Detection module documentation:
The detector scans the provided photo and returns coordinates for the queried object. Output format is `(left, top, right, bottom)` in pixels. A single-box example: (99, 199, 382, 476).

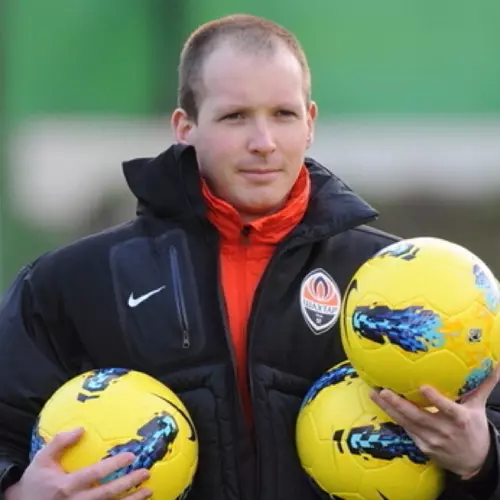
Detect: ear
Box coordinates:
(306, 101, 318, 148)
(171, 108, 196, 144)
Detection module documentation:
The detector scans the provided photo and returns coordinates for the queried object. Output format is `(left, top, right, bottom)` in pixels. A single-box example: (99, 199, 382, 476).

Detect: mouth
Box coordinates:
(240, 168, 281, 175)
(240, 170, 281, 182)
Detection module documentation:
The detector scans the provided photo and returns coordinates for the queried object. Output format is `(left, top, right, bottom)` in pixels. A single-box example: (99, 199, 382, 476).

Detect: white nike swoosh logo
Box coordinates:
(128, 285, 166, 308)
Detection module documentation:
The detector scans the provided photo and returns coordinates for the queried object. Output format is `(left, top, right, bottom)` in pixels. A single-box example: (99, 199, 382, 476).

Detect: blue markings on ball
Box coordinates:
(459, 358, 494, 397)
(100, 411, 179, 484)
(375, 242, 420, 261)
(336, 421, 429, 465)
(29, 419, 46, 461)
(301, 362, 358, 409)
(473, 264, 500, 313)
(352, 305, 444, 353)
(82, 368, 130, 393)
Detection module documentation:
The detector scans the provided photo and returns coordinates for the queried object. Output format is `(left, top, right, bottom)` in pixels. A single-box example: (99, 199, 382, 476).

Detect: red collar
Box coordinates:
(202, 167, 311, 244)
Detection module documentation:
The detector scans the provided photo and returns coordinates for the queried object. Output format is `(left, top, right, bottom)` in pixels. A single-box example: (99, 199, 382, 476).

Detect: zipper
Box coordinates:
(196, 219, 247, 499)
(169, 245, 191, 349)
(247, 215, 377, 496)
(241, 225, 251, 245)
(215, 245, 247, 500)
(194, 220, 247, 499)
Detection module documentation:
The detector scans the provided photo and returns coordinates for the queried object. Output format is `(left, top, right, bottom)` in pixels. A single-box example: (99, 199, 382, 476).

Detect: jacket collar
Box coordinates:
(122, 143, 378, 240)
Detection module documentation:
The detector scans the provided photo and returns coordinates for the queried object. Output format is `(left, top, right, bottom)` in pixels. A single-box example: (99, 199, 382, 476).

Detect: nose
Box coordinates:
(247, 120, 276, 156)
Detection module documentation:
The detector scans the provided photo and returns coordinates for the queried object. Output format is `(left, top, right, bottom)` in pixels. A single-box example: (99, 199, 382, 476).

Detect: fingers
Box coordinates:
(69, 452, 136, 490)
(35, 427, 84, 464)
(85, 468, 151, 500)
(31, 428, 152, 499)
(370, 389, 435, 434)
(122, 488, 153, 500)
(419, 385, 463, 419)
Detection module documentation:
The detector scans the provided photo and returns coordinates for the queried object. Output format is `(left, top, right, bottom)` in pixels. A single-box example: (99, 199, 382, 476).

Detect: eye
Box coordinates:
(276, 110, 297, 118)
(222, 112, 246, 121)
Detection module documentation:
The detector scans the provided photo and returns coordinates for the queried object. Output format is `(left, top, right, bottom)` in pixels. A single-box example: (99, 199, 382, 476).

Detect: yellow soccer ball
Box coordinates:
(296, 361, 444, 500)
(341, 237, 500, 406)
(30, 368, 198, 499)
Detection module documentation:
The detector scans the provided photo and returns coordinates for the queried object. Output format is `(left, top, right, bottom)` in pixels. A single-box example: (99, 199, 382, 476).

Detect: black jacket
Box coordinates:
(0, 144, 499, 499)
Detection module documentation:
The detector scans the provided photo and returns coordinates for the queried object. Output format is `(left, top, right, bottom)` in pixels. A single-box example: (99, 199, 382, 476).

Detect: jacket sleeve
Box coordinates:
(439, 387, 500, 500)
(0, 263, 76, 492)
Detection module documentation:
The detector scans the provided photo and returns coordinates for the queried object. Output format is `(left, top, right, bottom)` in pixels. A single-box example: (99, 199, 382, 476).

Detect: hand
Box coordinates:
(370, 363, 500, 479)
(7, 427, 152, 500)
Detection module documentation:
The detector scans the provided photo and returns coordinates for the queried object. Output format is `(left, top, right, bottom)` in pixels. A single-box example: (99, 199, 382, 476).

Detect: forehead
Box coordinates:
(199, 43, 306, 109)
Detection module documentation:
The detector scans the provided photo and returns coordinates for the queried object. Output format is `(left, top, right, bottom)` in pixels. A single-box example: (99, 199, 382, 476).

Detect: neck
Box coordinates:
(238, 202, 287, 224)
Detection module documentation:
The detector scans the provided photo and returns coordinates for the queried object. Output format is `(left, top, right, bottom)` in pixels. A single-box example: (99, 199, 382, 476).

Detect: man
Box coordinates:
(0, 14, 499, 500)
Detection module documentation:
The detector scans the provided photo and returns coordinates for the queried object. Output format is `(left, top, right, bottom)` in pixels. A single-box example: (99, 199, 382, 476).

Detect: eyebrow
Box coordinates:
(214, 103, 303, 113)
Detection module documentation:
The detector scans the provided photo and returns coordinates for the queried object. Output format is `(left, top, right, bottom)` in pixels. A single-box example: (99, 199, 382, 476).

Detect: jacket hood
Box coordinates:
(122, 143, 378, 239)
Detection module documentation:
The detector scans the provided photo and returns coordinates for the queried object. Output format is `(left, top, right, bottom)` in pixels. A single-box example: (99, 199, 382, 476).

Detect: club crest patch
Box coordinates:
(300, 268, 341, 335)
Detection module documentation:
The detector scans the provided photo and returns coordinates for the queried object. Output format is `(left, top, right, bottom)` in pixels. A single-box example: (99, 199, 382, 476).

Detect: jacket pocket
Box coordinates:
(110, 229, 205, 371)
(170, 245, 191, 350)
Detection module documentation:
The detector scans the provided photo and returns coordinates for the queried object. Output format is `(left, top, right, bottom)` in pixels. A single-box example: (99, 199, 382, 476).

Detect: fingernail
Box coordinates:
(379, 389, 392, 399)
(420, 386, 431, 395)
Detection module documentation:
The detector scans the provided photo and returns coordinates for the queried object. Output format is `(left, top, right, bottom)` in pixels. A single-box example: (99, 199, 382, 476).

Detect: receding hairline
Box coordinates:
(178, 17, 312, 119)
(193, 36, 310, 104)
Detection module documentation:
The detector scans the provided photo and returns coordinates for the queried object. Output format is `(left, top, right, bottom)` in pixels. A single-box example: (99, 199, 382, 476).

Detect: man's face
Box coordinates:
(172, 42, 317, 222)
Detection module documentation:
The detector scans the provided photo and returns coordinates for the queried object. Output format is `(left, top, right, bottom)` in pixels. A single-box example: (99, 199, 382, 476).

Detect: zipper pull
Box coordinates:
(182, 329, 191, 349)
(241, 225, 251, 245)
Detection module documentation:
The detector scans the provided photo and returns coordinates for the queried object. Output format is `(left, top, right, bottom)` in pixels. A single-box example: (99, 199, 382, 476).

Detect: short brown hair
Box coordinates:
(177, 14, 311, 120)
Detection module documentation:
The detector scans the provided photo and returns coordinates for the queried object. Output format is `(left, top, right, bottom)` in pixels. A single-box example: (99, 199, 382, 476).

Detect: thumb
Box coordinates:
(35, 427, 84, 465)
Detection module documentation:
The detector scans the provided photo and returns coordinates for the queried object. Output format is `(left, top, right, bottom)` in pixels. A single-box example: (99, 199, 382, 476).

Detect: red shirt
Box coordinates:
(202, 167, 311, 423)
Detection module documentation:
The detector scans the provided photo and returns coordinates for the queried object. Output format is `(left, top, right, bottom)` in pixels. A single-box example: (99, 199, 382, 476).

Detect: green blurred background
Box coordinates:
(2, 0, 500, 291)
